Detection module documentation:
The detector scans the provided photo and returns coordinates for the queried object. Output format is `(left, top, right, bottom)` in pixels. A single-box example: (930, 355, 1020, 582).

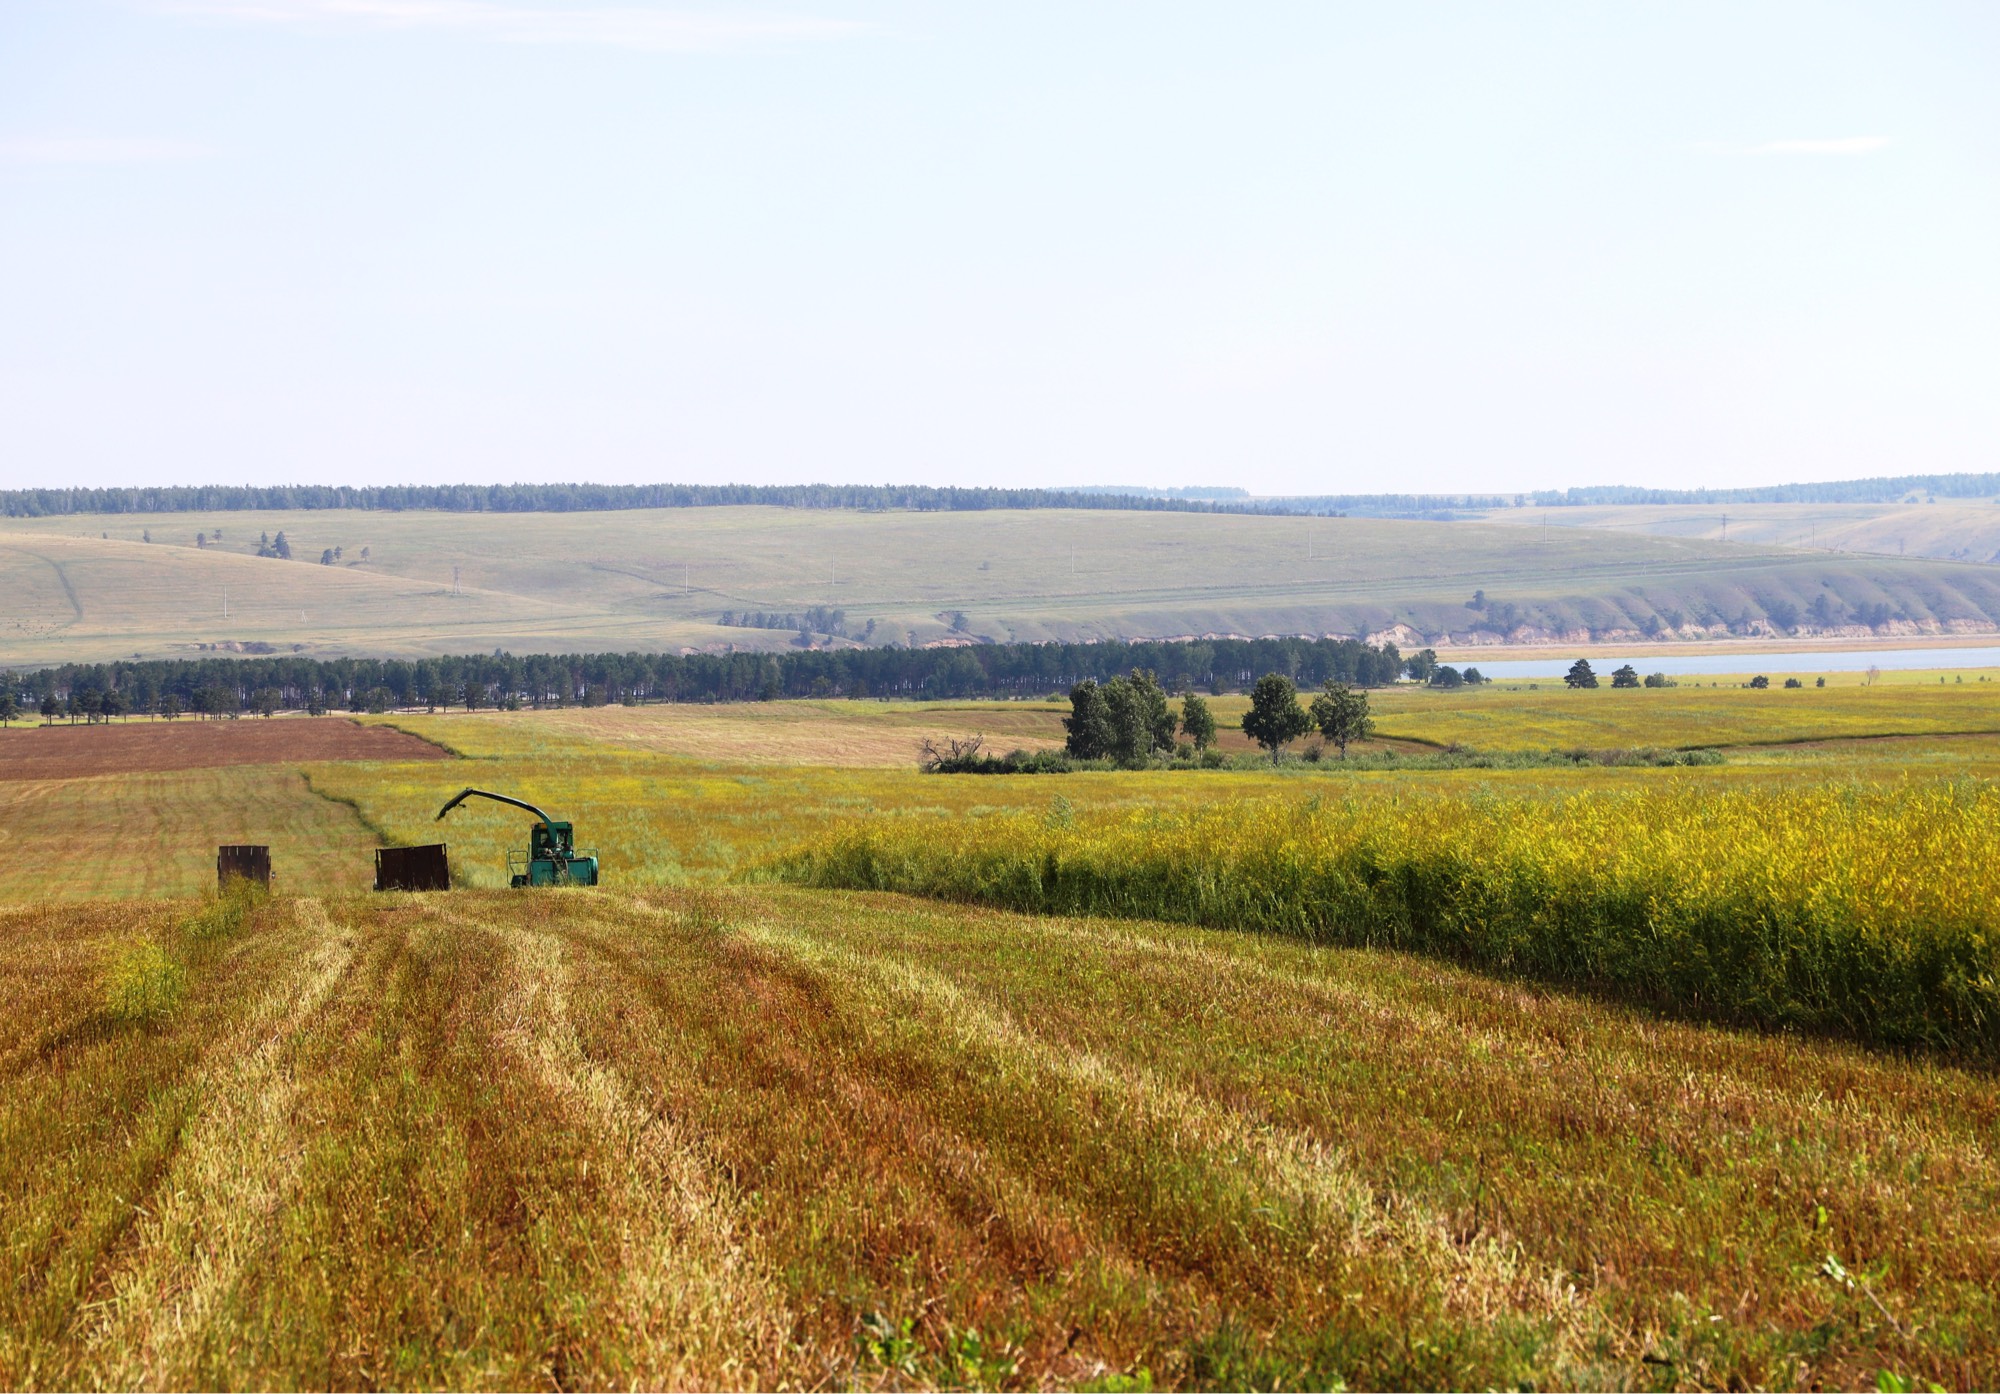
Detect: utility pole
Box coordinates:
(1721, 513, 1727, 543)
(452, 564, 462, 596)
(223, 586, 229, 620)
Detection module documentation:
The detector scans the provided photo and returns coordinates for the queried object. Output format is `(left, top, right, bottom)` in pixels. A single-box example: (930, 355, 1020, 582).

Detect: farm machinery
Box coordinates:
(436, 788, 599, 887)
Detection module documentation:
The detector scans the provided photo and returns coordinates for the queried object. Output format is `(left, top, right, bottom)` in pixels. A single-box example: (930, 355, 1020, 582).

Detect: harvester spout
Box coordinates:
(436, 787, 557, 825)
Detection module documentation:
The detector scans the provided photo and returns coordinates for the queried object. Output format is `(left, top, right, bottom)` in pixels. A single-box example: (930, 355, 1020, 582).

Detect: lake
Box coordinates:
(1463, 643, 2000, 680)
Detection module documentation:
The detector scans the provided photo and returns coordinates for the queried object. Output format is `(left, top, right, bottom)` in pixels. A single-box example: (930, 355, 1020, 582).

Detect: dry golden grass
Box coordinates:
(1, 887, 1995, 1389)
(450, 699, 1069, 766)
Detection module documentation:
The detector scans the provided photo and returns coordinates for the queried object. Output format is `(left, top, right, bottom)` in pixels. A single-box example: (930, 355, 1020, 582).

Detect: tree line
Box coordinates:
(10, 472, 1996, 520)
(1056, 670, 1374, 768)
(1525, 473, 2000, 507)
(0, 483, 1271, 519)
(0, 636, 1406, 722)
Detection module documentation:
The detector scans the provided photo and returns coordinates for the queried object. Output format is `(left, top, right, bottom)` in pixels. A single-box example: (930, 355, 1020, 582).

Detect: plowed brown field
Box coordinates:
(0, 718, 450, 781)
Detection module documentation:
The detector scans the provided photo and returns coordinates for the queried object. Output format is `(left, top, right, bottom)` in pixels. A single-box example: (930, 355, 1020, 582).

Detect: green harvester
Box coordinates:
(436, 788, 599, 887)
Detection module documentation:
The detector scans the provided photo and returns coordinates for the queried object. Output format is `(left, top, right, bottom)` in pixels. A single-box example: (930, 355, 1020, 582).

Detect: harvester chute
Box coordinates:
(436, 787, 599, 887)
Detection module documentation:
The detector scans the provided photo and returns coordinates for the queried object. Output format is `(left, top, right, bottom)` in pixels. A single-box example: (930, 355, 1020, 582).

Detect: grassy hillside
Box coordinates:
(4, 886, 1994, 1389)
(6, 504, 2000, 666)
(1475, 499, 2000, 566)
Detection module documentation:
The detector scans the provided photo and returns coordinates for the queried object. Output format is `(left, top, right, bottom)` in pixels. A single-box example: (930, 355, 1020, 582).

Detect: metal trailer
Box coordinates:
(217, 844, 271, 890)
(375, 843, 451, 892)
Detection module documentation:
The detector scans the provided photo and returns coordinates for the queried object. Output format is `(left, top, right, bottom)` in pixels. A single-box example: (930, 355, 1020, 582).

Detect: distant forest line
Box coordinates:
(1270, 473, 2000, 515)
(1, 637, 1406, 714)
(0, 483, 1263, 518)
(4, 473, 1994, 520)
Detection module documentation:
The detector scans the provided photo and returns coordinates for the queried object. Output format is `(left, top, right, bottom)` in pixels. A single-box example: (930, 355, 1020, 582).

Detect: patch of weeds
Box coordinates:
(1187, 1318, 1316, 1391)
(185, 877, 269, 943)
(1876, 1372, 1947, 1393)
(103, 939, 187, 1023)
(946, 1325, 1021, 1387)
(856, 1311, 921, 1381)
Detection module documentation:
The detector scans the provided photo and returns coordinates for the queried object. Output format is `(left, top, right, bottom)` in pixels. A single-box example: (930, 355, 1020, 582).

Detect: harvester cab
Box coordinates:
(436, 788, 599, 887)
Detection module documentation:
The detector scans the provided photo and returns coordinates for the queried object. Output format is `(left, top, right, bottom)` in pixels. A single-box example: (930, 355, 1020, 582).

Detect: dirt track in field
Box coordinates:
(0, 718, 451, 781)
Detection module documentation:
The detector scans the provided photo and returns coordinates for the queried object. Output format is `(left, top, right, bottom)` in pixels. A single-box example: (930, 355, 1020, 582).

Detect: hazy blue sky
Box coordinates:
(3, 1, 1996, 494)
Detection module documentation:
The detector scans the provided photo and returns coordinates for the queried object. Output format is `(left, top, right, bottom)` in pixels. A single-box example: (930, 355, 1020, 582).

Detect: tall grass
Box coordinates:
(770, 780, 2000, 1058)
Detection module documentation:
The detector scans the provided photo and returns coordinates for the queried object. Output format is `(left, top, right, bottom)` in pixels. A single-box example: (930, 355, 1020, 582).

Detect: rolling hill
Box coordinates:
(1472, 498, 2000, 566)
(4, 504, 1999, 666)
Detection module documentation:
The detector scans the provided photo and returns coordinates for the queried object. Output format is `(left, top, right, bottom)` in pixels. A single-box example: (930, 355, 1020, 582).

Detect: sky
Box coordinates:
(2, 1, 1997, 496)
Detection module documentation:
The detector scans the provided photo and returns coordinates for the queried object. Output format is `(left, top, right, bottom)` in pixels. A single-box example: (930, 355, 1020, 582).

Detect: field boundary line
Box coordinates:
(1682, 726, 2000, 751)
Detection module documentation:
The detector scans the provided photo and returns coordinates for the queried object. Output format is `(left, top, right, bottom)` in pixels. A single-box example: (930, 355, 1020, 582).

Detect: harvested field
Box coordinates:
(0, 718, 450, 781)
(405, 700, 1071, 767)
(0, 768, 386, 904)
(2, 886, 1994, 1390)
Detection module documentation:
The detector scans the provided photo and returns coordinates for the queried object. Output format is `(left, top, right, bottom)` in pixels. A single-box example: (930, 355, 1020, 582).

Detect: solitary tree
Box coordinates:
(1242, 673, 1311, 763)
(0, 690, 18, 727)
(1405, 648, 1440, 684)
(254, 688, 282, 718)
(1309, 680, 1373, 759)
(39, 694, 58, 725)
(1610, 663, 1640, 688)
(1564, 659, 1599, 689)
(1748, 674, 1770, 689)
(1180, 692, 1217, 750)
